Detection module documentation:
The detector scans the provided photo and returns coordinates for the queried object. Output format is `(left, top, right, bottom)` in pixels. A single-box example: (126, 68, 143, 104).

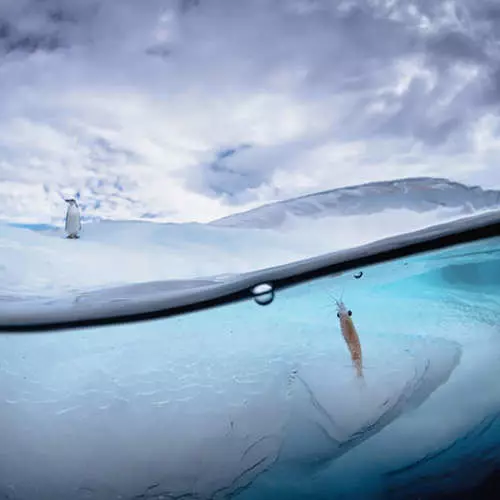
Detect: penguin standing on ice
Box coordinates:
(64, 198, 82, 239)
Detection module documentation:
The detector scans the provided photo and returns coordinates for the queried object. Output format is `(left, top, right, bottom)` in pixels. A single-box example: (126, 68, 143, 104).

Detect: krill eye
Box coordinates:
(348, 310, 352, 316)
(336, 312, 340, 318)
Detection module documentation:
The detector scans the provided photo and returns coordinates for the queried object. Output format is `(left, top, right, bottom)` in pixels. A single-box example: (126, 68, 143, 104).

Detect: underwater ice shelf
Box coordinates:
(0, 213, 499, 499)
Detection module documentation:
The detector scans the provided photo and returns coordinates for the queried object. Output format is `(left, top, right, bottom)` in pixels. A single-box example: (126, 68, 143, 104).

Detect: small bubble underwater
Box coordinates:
(251, 282, 275, 306)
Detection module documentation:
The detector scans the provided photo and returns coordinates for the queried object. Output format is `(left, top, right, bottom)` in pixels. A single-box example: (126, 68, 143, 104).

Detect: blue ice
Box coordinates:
(0, 223, 499, 499)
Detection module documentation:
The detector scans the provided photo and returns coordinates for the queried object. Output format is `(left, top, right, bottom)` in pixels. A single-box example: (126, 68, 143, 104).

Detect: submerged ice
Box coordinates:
(1, 236, 500, 498)
(0, 290, 462, 500)
(0, 179, 499, 498)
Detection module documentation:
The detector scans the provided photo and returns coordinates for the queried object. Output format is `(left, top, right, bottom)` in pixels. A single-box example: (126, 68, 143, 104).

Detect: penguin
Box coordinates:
(64, 198, 82, 239)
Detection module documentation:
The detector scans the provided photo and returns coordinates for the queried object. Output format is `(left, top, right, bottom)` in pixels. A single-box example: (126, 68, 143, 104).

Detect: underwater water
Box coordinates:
(0, 233, 499, 499)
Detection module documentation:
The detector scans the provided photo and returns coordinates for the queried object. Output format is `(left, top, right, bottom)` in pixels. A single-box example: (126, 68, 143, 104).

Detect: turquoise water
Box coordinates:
(0, 237, 500, 499)
(7, 222, 58, 232)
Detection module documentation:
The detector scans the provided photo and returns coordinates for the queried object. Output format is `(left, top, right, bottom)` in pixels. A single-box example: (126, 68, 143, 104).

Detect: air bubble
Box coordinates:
(251, 283, 275, 306)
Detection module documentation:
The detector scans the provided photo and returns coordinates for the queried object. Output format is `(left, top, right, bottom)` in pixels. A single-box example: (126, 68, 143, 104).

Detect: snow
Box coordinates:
(210, 177, 500, 229)
(0, 179, 500, 498)
(1, 177, 499, 302)
(0, 207, 490, 301)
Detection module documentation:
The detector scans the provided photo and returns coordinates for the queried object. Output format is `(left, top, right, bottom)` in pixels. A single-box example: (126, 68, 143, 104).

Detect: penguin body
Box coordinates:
(64, 199, 82, 239)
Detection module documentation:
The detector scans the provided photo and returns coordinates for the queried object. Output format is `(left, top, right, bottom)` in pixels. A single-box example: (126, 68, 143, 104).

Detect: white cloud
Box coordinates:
(0, 0, 499, 223)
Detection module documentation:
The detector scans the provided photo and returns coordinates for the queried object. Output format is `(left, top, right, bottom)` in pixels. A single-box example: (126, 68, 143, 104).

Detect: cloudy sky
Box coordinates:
(1, 0, 500, 223)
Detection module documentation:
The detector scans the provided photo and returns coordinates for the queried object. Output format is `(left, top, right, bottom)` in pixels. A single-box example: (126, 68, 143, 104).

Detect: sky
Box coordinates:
(1, 0, 500, 224)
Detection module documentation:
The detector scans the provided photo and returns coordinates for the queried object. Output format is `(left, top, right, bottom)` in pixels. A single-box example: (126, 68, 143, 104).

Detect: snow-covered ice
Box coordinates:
(0, 178, 499, 498)
(1, 178, 498, 300)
